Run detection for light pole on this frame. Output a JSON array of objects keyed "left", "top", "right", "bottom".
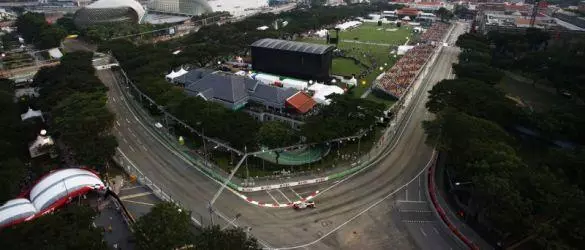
[{"left": 455, "top": 181, "right": 472, "bottom": 186}]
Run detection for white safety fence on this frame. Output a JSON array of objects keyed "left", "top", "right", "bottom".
[{"left": 112, "top": 149, "right": 202, "bottom": 226}]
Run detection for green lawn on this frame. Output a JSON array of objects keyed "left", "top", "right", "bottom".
[
  {"left": 332, "top": 57, "right": 365, "bottom": 76},
  {"left": 339, "top": 22, "right": 412, "bottom": 45},
  {"left": 299, "top": 23, "right": 409, "bottom": 105}
]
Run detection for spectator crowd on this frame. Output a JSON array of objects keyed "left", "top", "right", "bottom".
[{"left": 375, "top": 22, "right": 451, "bottom": 99}]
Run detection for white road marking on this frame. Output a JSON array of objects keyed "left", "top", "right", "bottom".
[
  {"left": 289, "top": 187, "right": 302, "bottom": 199},
  {"left": 129, "top": 145, "right": 136, "bottom": 152},
  {"left": 399, "top": 210, "right": 432, "bottom": 213},
  {"left": 418, "top": 177, "right": 422, "bottom": 201},
  {"left": 120, "top": 185, "right": 144, "bottom": 191},
  {"left": 398, "top": 201, "right": 427, "bottom": 204},
  {"left": 405, "top": 189, "right": 408, "bottom": 201},
  {"left": 123, "top": 138, "right": 128, "bottom": 144},
  {"left": 276, "top": 189, "right": 292, "bottom": 203},
  {"left": 266, "top": 190, "right": 279, "bottom": 204},
  {"left": 128, "top": 128, "right": 137, "bottom": 138},
  {"left": 433, "top": 227, "right": 439, "bottom": 235},
  {"left": 122, "top": 200, "right": 155, "bottom": 206},
  {"left": 116, "top": 121, "right": 120, "bottom": 127},
  {"left": 420, "top": 227, "right": 427, "bottom": 237},
  {"left": 401, "top": 220, "right": 435, "bottom": 223},
  {"left": 112, "top": 97, "right": 116, "bottom": 102},
  {"left": 142, "top": 145, "right": 148, "bottom": 152},
  {"left": 120, "top": 191, "right": 152, "bottom": 200},
  {"left": 126, "top": 118, "right": 131, "bottom": 124},
  {"left": 279, "top": 152, "right": 437, "bottom": 249}
]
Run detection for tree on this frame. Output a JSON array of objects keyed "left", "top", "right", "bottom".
[
  {"left": 452, "top": 62, "right": 503, "bottom": 85},
  {"left": 423, "top": 110, "right": 512, "bottom": 157},
  {"left": 15, "top": 12, "right": 66, "bottom": 49},
  {"left": 0, "top": 205, "right": 108, "bottom": 250},
  {"left": 52, "top": 91, "right": 114, "bottom": 145},
  {"left": 0, "top": 158, "right": 26, "bottom": 203},
  {"left": 426, "top": 78, "right": 521, "bottom": 126},
  {"left": 133, "top": 202, "right": 194, "bottom": 250},
  {"left": 258, "top": 121, "right": 297, "bottom": 164},
  {"left": 258, "top": 121, "right": 296, "bottom": 148},
  {"left": 195, "top": 225, "right": 261, "bottom": 250},
  {"left": 302, "top": 95, "right": 384, "bottom": 143},
  {"left": 436, "top": 7, "right": 454, "bottom": 22}
]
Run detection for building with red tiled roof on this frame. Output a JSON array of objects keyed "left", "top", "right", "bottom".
[
  {"left": 286, "top": 92, "right": 316, "bottom": 114},
  {"left": 397, "top": 7, "right": 421, "bottom": 18}
]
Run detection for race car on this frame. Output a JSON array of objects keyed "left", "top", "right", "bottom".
[{"left": 293, "top": 201, "right": 316, "bottom": 210}]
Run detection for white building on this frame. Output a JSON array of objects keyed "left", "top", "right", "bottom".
[{"left": 207, "top": 0, "right": 268, "bottom": 17}]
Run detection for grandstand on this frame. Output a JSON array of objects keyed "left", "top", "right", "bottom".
[
  {"left": 374, "top": 22, "right": 450, "bottom": 99},
  {"left": 0, "top": 168, "right": 106, "bottom": 229}
]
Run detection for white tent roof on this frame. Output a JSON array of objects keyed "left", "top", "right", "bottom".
[
  {"left": 29, "top": 168, "right": 105, "bottom": 211},
  {"left": 335, "top": 21, "right": 362, "bottom": 31},
  {"left": 0, "top": 198, "right": 37, "bottom": 228},
  {"left": 397, "top": 45, "right": 415, "bottom": 55},
  {"left": 48, "top": 48, "right": 63, "bottom": 59},
  {"left": 21, "top": 108, "right": 43, "bottom": 121},
  {"left": 165, "top": 68, "right": 188, "bottom": 80},
  {"left": 308, "top": 83, "right": 344, "bottom": 105}
]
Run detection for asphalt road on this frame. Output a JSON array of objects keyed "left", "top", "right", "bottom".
[{"left": 99, "top": 22, "right": 467, "bottom": 250}]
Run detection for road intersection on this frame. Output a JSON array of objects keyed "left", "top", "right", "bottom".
[{"left": 100, "top": 22, "right": 468, "bottom": 250}]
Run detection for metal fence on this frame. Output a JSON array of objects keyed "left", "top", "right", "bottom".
[{"left": 112, "top": 149, "right": 202, "bottom": 226}]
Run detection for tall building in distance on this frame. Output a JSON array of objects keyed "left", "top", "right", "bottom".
[{"left": 147, "top": 0, "right": 213, "bottom": 16}]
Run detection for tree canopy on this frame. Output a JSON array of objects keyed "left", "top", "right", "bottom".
[
  {"left": 426, "top": 78, "right": 521, "bottom": 127},
  {"left": 15, "top": 12, "right": 66, "bottom": 49},
  {"left": 195, "top": 225, "right": 261, "bottom": 250},
  {"left": 134, "top": 202, "right": 261, "bottom": 250},
  {"left": 424, "top": 30, "right": 585, "bottom": 248},
  {"left": 258, "top": 121, "right": 297, "bottom": 148},
  {"left": 0, "top": 79, "right": 28, "bottom": 203},
  {"left": 35, "top": 52, "right": 116, "bottom": 169},
  {"left": 133, "top": 202, "right": 194, "bottom": 250},
  {"left": 0, "top": 204, "right": 108, "bottom": 250},
  {"left": 301, "top": 94, "right": 384, "bottom": 143}
]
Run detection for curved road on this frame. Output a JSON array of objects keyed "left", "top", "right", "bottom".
[{"left": 100, "top": 22, "right": 467, "bottom": 250}]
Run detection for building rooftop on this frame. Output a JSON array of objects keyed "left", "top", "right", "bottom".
[
  {"left": 251, "top": 38, "right": 335, "bottom": 55},
  {"left": 286, "top": 91, "right": 317, "bottom": 114}
]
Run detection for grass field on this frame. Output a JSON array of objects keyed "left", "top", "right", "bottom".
[
  {"left": 339, "top": 22, "right": 411, "bottom": 45},
  {"left": 331, "top": 57, "right": 365, "bottom": 76},
  {"left": 299, "top": 22, "right": 411, "bottom": 104}
]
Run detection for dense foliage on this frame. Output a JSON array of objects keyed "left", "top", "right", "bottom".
[
  {"left": 0, "top": 79, "right": 27, "bottom": 203},
  {"left": 134, "top": 202, "right": 261, "bottom": 250},
  {"left": 15, "top": 12, "right": 66, "bottom": 49},
  {"left": 302, "top": 94, "right": 384, "bottom": 143},
  {"left": 34, "top": 52, "right": 117, "bottom": 168},
  {"left": 0, "top": 205, "right": 108, "bottom": 250},
  {"left": 424, "top": 29, "right": 585, "bottom": 248}
]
